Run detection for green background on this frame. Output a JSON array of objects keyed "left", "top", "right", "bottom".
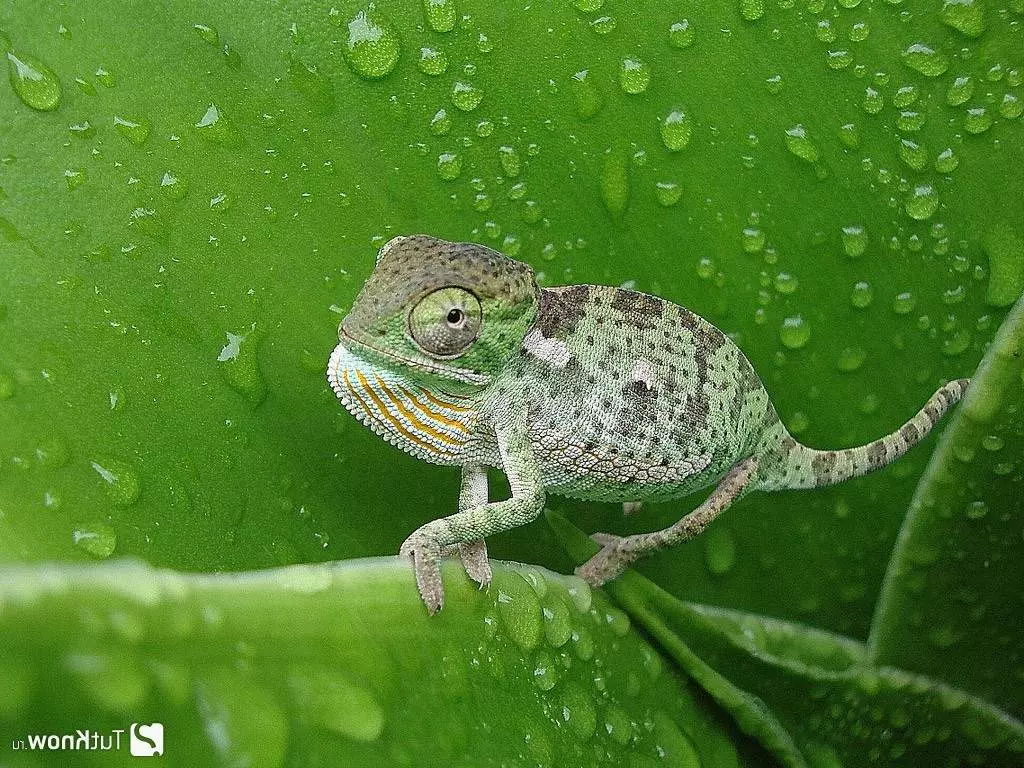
[{"left": 1, "top": 0, "right": 1022, "bottom": 765}]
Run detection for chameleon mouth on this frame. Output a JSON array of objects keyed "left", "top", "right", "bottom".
[{"left": 336, "top": 328, "right": 491, "bottom": 386}]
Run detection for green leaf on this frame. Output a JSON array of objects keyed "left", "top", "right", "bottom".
[
  {"left": 870, "top": 293, "right": 1024, "bottom": 714},
  {"left": 0, "top": 558, "right": 750, "bottom": 767},
  {"left": 547, "top": 511, "right": 1024, "bottom": 767}
]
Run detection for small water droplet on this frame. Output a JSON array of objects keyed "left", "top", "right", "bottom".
[
  {"left": 599, "top": 150, "right": 629, "bottom": 217},
  {"left": 343, "top": 7, "right": 400, "bottom": 79},
  {"left": 64, "top": 168, "right": 86, "bottom": 190},
  {"left": 160, "top": 171, "right": 188, "bottom": 200},
  {"left": 654, "top": 180, "right": 682, "bottom": 207},
  {"left": 90, "top": 459, "right": 141, "bottom": 506},
  {"left": 893, "top": 84, "right": 919, "bottom": 108},
  {"left": 704, "top": 527, "right": 736, "bottom": 575},
  {"left": 417, "top": 46, "right": 448, "bottom": 76},
  {"left": 862, "top": 86, "right": 884, "bottom": 114},
  {"left": 94, "top": 67, "right": 116, "bottom": 87},
  {"left": 494, "top": 571, "right": 543, "bottom": 651},
  {"left": 69, "top": 120, "right": 95, "bottom": 139},
  {"left": 532, "top": 650, "right": 558, "bottom": 691},
  {"left": 618, "top": 57, "right": 650, "bottom": 95},
  {"left": 739, "top": 0, "right": 766, "bottom": 21},
  {"left": 660, "top": 108, "right": 692, "bottom": 151},
  {"left": 780, "top": 314, "right": 811, "bottom": 349},
  {"left": 963, "top": 105, "right": 992, "bottom": 134},
  {"left": 72, "top": 521, "right": 118, "bottom": 558},
  {"left": 838, "top": 122, "right": 860, "bottom": 149},
  {"left": 287, "top": 665, "right": 384, "bottom": 741},
  {"left": 935, "top": 147, "right": 959, "bottom": 173},
  {"left": 999, "top": 93, "right": 1023, "bottom": 119},
  {"left": 902, "top": 42, "right": 949, "bottom": 77},
  {"left": 7, "top": 51, "right": 62, "bottom": 111},
  {"left": 288, "top": 55, "right": 335, "bottom": 114},
  {"left": 773, "top": 271, "right": 798, "bottom": 294},
  {"left": 836, "top": 346, "right": 867, "bottom": 371},
  {"left": 436, "top": 151, "right": 462, "bottom": 180},
  {"left": 589, "top": 15, "right": 617, "bottom": 34},
  {"left": 945, "top": 75, "right": 974, "bottom": 106},
  {"left": 193, "top": 23, "right": 219, "bottom": 45},
  {"left": 422, "top": 0, "right": 457, "bottom": 32},
  {"left": 892, "top": 291, "right": 917, "bottom": 314},
  {"left": 217, "top": 325, "right": 266, "bottom": 407},
  {"left": 0, "top": 372, "right": 13, "bottom": 400},
  {"left": 498, "top": 145, "right": 521, "bottom": 177},
  {"left": 429, "top": 108, "right": 451, "bottom": 136},
  {"left": 667, "top": 19, "right": 694, "bottom": 49},
  {"left": 450, "top": 80, "right": 482, "bottom": 111},
  {"left": 113, "top": 115, "right": 150, "bottom": 145},
  {"left": 897, "top": 137, "right": 928, "bottom": 171},
  {"left": 194, "top": 103, "right": 243, "bottom": 147},
  {"left": 849, "top": 21, "right": 870, "bottom": 41}
]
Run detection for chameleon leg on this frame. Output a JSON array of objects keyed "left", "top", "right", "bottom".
[
  {"left": 577, "top": 456, "right": 758, "bottom": 587},
  {"left": 455, "top": 465, "right": 491, "bottom": 587},
  {"left": 400, "top": 425, "right": 545, "bottom": 614}
]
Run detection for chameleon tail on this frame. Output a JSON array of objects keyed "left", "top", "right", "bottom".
[{"left": 760, "top": 378, "right": 970, "bottom": 491}]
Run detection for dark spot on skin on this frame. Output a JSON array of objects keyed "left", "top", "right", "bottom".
[
  {"left": 866, "top": 441, "right": 888, "bottom": 468},
  {"left": 900, "top": 422, "right": 920, "bottom": 445},
  {"left": 924, "top": 404, "right": 939, "bottom": 422},
  {"left": 812, "top": 450, "right": 838, "bottom": 482},
  {"left": 534, "top": 285, "right": 590, "bottom": 338}
]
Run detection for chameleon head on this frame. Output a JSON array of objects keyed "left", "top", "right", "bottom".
[{"left": 332, "top": 235, "right": 539, "bottom": 388}]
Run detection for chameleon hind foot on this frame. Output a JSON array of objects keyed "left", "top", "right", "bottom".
[
  {"left": 400, "top": 530, "right": 444, "bottom": 615},
  {"left": 456, "top": 539, "right": 492, "bottom": 587},
  {"left": 577, "top": 456, "right": 759, "bottom": 588}
]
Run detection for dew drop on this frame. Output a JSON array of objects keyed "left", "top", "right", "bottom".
[
  {"left": 660, "top": 108, "right": 692, "bottom": 151},
  {"left": 287, "top": 665, "right": 384, "bottom": 741},
  {"left": 892, "top": 291, "right": 917, "bottom": 314},
  {"left": 196, "top": 669, "right": 288, "bottom": 768},
  {"left": 417, "top": 46, "right": 447, "bottom": 76},
  {"left": 193, "top": 23, "right": 219, "bottom": 45},
  {"left": 451, "top": 80, "right": 482, "bottom": 111},
  {"left": 217, "top": 325, "right": 266, "bottom": 407},
  {"left": 112, "top": 115, "right": 150, "bottom": 145},
  {"left": 343, "top": 7, "right": 400, "bottom": 80},
  {"left": 842, "top": 225, "right": 868, "bottom": 257},
  {"left": 287, "top": 55, "right": 335, "bottom": 115},
  {"left": 838, "top": 122, "right": 860, "bottom": 149},
  {"left": 64, "top": 168, "right": 86, "bottom": 191},
  {"left": 773, "top": 271, "right": 798, "bottom": 294},
  {"left": 896, "top": 109, "right": 925, "bottom": 132},
  {"left": 618, "top": 57, "right": 650, "bottom": 95},
  {"left": 160, "top": 171, "right": 188, "bottom": 200},
  {"left": 902, "top": 43, "right": 949, "bottom": 77},
  {"left": 668, "top": 19, "right": 694, "bottom": 49},
  {"left": 559, "top": 684, "right": 598, "bottom": 741},
  {"left": 429, "top": 108, "right": 451, "bottom": 136},
  {"left": 897, "top": 137, "right": 928, "bottom": 171},
  {"left": 893, "top": 84, "right": 919, "bottom": 108},
  {"left": 780, "top": 315, "right": 811, "bottom": 349},
  {"left": 599, "top": 150, "right": 629, "bottom": 217},
  {"left": 946, "top": 75, "right": 974, "bottom": 106},
  {"left": 69, "top": 120, "right": 95, "bottom": 139},
  {"left": 7, "top": 51, "right": 62, "bottom": 111},
  {"left": 90, "top": 459, "right": 141, "bottom": 506},
  {"left": 935, "top": 147, "right": 959, "bottom": 173},
  {"left": 590, "top": 15, "right": 616, "bottom": 34},
  {"left": 64, "top": 652, "right": 148, "bottom": 710},
  {"left": 0, "top": 373, "right": 13, "bottom": 400},
  {"left": 422, "top": 0, "right": 457, "bottom": 33},
  {"left": 436, "top": 151, "right": 462, "bottom": 180},
  {"left": 739, "top": 0, "right": 766, "bottom": 21},
  {"left": 532, "top": 650, "right": 558, "bottom": 691},
  {"left": 963, "top": 106, "right": 992, "bottom": 134},
  {"left": 498, "top": 145, "right": 521, "bottom": 177},
  {"left": 940, "top": 0, "right": 984, "bottom": 38},
  {"left": 784, "top": 124, "right": 820, "bottom": 163},
  {"left": 572, "top": 0, "right": 604, "bottom": 10},
  {"left": 194, "top": 103, "right": 243, "bottom": 147},
  {"left": 862, "top": 86, "right": 884, "bottom": 114},
  {"left": 836, "top": 346, "right": 867, "bottom": 371},
  {"left": 905, "top": 184, "right": 939, "bottom": 220},
  {"left": 495, "top": 571, "right": 543, "bottom": 651},
  {"left": 72, "top": 521, "right": 118, "bottom": 558},
  {"left": 704, "top": 527, "right": 736, "bottom": 575},
  {"left": 654, "top": 180, "right": 682, "bottom": 207},
  {"left": 570, "top": 69, "right": 603, "bottom": 119}
]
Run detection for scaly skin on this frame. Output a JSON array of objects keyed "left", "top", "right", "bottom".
[{"left": 328, "top": 235, "right": 970, "bottom": 614}]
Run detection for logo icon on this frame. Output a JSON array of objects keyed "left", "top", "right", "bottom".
[{"left": 129, "top": 723, "right": 164, "bottom": 757}]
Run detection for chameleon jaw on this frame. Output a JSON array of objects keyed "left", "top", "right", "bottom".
[{"left": 336, "top": 329, "right": 491, "bottom": 386}]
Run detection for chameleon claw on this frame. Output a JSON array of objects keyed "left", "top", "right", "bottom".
[
  {"left": 457, "top": 539, "right": 492, "bottom": 588},
  {"left": 399, "top": 530, "right": 444, "bottom": 615}
]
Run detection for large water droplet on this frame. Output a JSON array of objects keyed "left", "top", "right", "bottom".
[
  {"left": 940, "top": 0, "right": 984, "bottom": 37},
  {"left": 194, "top": 103, "right": 243, "bottom": 147},
  {"left": 422, "top": 0, "right": 457, "bottom": 32},
  {"left": 897, "top": 137, "right": 928, "bottom": 171},
  {"left": 218, "top": 325, "right": 266, "bottom": 407},
  {"left": 436, "top": 151, "right": 462, "bottom": 180},
  {"left": 450, "top": 80, "right": 482, "bottom": 111},
  {"left": 7, "top": 51, "right": 61, "bottom": 111},
  {"left": 72, "top": 521, "right": 117, "bottom": 558},
  {"left": 494, "top": 571, "right": 543, "bottom": 651},
  {"left": 842, "top": 224, "right": 868, "bottom": 257},
  {"left": 618, "top": 57, "right": 650, "bottom": 94},
  {"left": 704, "top": 527, "right": 736, "bottom": 575},
  {"left": 113, "top": 115, "right": 151, "bottom": 145},
  {"left": 945, "top": 75, "right": 974, "bottom": 106},
  {"left": 600, "top": 150, "right": 629, "bottom": 217},
  {"left": 195, "top": 669, "right": 288, "bottom": 768},
  {"left": 654, "top": 180, "right": 682, "bottom": 207},
  {"left": 667, "top": 19, "right": 694, "bottom": 48},
  {"left": 571, "top": 69, "right": 603, "bottom": 119},
  {"left": 417, "top": 46, "right": 448, "bottom": 76},
  {"left": 784, "top": 124, "right": 820, "bottom": 163},
  {"left": 660, "top": 108, "right": 692, "bottom": 151},
  {"left": 739, "top": 0, "right": 766, "bottom": 21},
  {"left": 343, "top": 7, "right": 400, "bottom": 80},
  {"left": 780, "top": 315, "right": 811, "bottom": 349},
  {"left": 498, "top": 145, "right": 521, "bottom": 177},
  {"left": 287, "top": 665, "right": 384, "bottom": 741},
  {"left": 963, "top": 106, "right": 992, "bottom": 134},
  {"left": 905, "top": 184, "right": 939, "bottom": 220},
  {"left": 902, "top": 42, "right": 949, "bottom": 77}
]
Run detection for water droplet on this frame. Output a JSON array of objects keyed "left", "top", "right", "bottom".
[
  {"left": 654, "top": 180, "right": 682, "bottom": 207},
  {"left": 739, "top": 0, "right": 766, "bottom": 21},
  {"left": 559, "top": 683, "right": 598, "bottom": 740},
  {"left": 668, "top": 19, "right": 694, "bottom": 49},
  {"left": 815, "top": 19, "right": 836, "bottom": 43},
  {"left": 826, "top": 50, "right": 853, "bottom": 70},
  {"left": 849, "top": 280, "right": 873, "bottom": 308},
  {"left": 451, "top": 80, "right": 482, "bottom": 111},
  {"left": 542, "top": 596, "right": 572, "bottom": 648},
  {"left": 836, "top": 346, "right": 867, "bottom": 371},
  {"left": 893, "top": 84, "right": 919, "bottom": 108},
  {"left": 599, "top": 150, "right": 629, "bottom": 218},
  {"left": 946, "top": 75, "right": 974, "bottom": 106},
  {"left": 218, "top": 325, "right": 266, "bottom": 407},
  {"left": 838, "top": 122, "right": 860, "bottom": 149},
  {"left": 905, "top": 184, "right": 939, "bottom": 220},
  {"left": 64, "top": 168, "right": 86, "bottom": 190},
  {"left": 160, "top": 171, "right": 188, "bottom": 200},
  {"left": 69, "top": 120, "right": 95, "bottom": 139},
  {"left": 784, "top": 124, "right": 820, "bottom": 163},
  {"left": 193, "top": 23, "right": 219, "bottom": 45},
  {"left": 436, "top": 151, "right": 461, "bottom": 180},
  {"left": 72, "top": 521, "right": 118, "bottom": 558},
  {"left": 209, "top": 192, "right": 232, "bottom": 212},
  {"left": 773, "top": 271, "right": 798, "bottom": 294},
  {"left": 935, "top": 147, "right": 959, "bottom": 173},
  {"left": 495, "top": 571, "right": 543, "bottom": 651},
  {"left": 343, "top": 7, "right": 400, "bottom": 79},
  {"left": 704, "top": 527, "right": 736, "bottom": 575},
  {"left": 849, "top": 21, "right": 870, "bottom": 41},
  {"left": 940, "top": 0, "right": 984, "bottom": 38},
  {"left": 590, "top": 15, "right": 617, "bottom": 34},
  {"left": 570, "top": 69, "right": 603, "bottom": 119},
  {"left": 902, "top": 42, "right": 949, "bottom": 77},
  {"left": 897, "top": 137, "right": 928, "bottom": 171},
  {"left": 841, "top": 225, "right": 868, "bottom": 258},
  {"left": 288, "top": 55, "right": 334, "bottom": 115},
  {"left": 999, "top": 93, "right": 1023, "bottom": 119},
  {"left": 498, "top": 145, "right": 521, "bottom": 177},
  {"left": 892, "top": 291, "right": 917, "bottom": 314},
  {"left": 532, "top": 650, "right": 558, "bottom": 690},
  {"left": 222, "top": 44, "right": 242, "bottom": 70},
  {"left": 417, "top": 46, "right": 448, "bottom": 76},
  {"left": 94, "top": 67, "right": 116, "bottom": 87},
  {"left": 963, "top": 106, "right": 992, "bottom": 134},
  {"left": 287, "top": 665, "right": 384, "bottom": 741},
  {"left": 113, "top": 115, "right": 150, "bottom": 145},
  {"left": 422, "top": 0, "right": 457, "bottom": 32},
  {"left": 660, "top": 108, "right": 692, "bottom": 151},
  {"left": 194, "top": 103, "right": 243, "bottom": 147},
  {"left": 618, "top": 57, "right": 650, "bottom": 95},
  {"left": 603, "top": 704, "right": 633, "bottom": 745},
  {"left": 64, "top": 652, "right": 148, "bottom": 709},
  {"left": 196, "top": 670, "right": 288, "bottom": 768},
  {"left": 7, "top": 51, "right": 61, "bottom": 111},
  {"left": 90, "top": 459, "right": 141, "bottom": 506},
  {"left": 780, "top": 314, "right": 811, "bottom": 349},
  {"left": 429, "top": 108, "right": 451, "bottom": 136},
  {"left": 766, "top": 73, "right": 783, "bottom": 94},
  {"left": 0, "top": 373, "right": 13, "bottom": 400},
  {"left": 862, "top": 86, "right": 884, "bottom": 114}
]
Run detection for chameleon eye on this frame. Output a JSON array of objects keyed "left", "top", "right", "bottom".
[{"left": 408, "top": 287, "right": 482, "bottom": 358}]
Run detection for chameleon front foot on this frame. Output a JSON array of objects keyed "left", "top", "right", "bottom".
[
  {"left": 399, "top": 530, "right": 445, "bottom": 615},
  {"left": 457, "top": 539, "right": 492, "bottom": 587},
  {"left": 576, "top": 532, "right": 649, "bottom": 587}
]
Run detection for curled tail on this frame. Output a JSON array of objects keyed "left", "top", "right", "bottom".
[{"left": 759, "top": 378, "right": 970, "bottom": 491}]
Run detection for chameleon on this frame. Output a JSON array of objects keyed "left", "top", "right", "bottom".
[{"left": 327, "top": 234, "right": 970, "bottom": 614}]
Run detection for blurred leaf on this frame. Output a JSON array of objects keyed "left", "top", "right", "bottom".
[
  {"left": 870, "top": 293, "right": 1024, "bottom": 715},
  {"left": 547, "top": 511, "right": 1024, "bottom": 767},
  {"left": 0, "top": 558, "right": 752, "bottom": 768}
]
